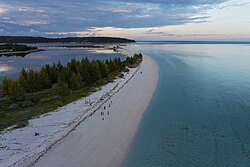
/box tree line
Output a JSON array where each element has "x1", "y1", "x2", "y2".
[
  {"x1": 1, "y1": 53, "x2": 143, "y2": 99},
  {"x1": 0, "y1": 36, "x2": 136, "y2": 44},
  {"x1": 0, "y1": 43, "x2": 37, "y2": 52}
]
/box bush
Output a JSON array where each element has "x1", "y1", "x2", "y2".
[
  {"x1": 96, "y1": 79, "x2": 108, "y2": 85},
  {"x1": 21, "y1": 100, "x2": 34, "y2": 108},
  {"x1": 30, "y1": 96, "x2": 40, "y2": 103},
  {"x1": 54, "y1": 100, "x2": 63, "y2": 107},
  {"x1": 0, "y1": 112, "x2": 7, "y2": 119},
  {"x1": 15, "y1": 120, "x2": 29, "y2": 128},
  {"x1": 0, "y1": 102, "x2": 10, "y2": 110},
  {"x1": 119, "y1": 73, "x2": 124, "y2": 78},
  {"x1": 124, "y1": 68, "x2": 129, "y2": 72}
]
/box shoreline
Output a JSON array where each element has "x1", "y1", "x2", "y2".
[
  {"x1": 0, "y1": 49, "x2": 158, "y2": 167},
  {"x1": 0, "y1": 49, "x2": 44, "y2": 55}
]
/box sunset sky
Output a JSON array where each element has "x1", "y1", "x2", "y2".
[{"x1": 0, "y1": 0, "x2": 250, "y2": 41}]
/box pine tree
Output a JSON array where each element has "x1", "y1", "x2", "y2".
[
  {"x1": 70, "y1": 72, "x2": 83, "y2": 90},
  {"x1": 26, "y1": 69, "x2": 37, "y2": 92},
  {"x1": 39, "y1": 68, "x2": 51, "y2": 89},
  {"x1": 9, "y1": 81, "x2": 25, "y2": 99},
  {"x1": 80, "y1": 58, "x2": 90, "y2": 85},
  {"x1": 89, "y1": 61, "x2": 101, "y2": 83},
  {"x1": 18, "y1": 74, "x2": 28, "y2": 92},
  {"x1": 2, "y1": 78, "x2": 13, "y2": 97},
  {"x1": 98, "y1": 61, "x2": 109, "y2": 78},
  {"x1": 57, "y1": 76, "x2": 70, "y2": 95}
]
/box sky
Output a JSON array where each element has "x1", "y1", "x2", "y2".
[{"x1": 0, "y1": 0, "x2": 250, "y2": 41}]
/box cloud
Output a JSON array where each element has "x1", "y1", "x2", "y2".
[
  {"x1": 3, "y1": 20, "x2": 49, "y2": 26},
  {"x1": 144, "y1": 29, "x2": 176, "y2": 36},
  {"x1": 18, "y1": 7, "x2": 47, "y2": 13},
  {"x1": 0, "y1": 0, "x2": 231, "y2": 38},
  {"x1": 98, "y1": 7, "x2": 133, "y2": 13},
  {"x1": 0, "y1": 7, "x2": 8, "y2": 14}
]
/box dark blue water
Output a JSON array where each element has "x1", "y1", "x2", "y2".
[
  {"x1": 0, "y1": 45, "x2": 124, "y2": 82},
  {"x1": 124, "y1": 44, "x2": 250, "y2": 167}
]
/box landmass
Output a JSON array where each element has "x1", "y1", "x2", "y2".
[
  {"x1": 0, "y1": 48, "x2": 158, "y2": 167},
  {"x1": 0, "y1": 53, "x2": 142, "y2": 131},
  {"x1": 0, "y1": 43, "x2": 43, "y2": 57},
  {"x1": 0, "y1": 36, "x2": 136, "y2": 44}
]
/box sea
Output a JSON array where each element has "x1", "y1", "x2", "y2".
[{"x1": 123, "y1": 42, "x2": 250, "y2": 167}]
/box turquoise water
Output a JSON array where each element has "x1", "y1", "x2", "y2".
[{"x1": 124, "y1": 43, "x2": 250, "y2": 167}]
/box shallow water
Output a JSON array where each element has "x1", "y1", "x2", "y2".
[
  {"x1": 0, "y1": 44, "x2": 124, "y2": 82},
  {"x1": 124, "y1": 43, "x2": 250, "y2": 167}
]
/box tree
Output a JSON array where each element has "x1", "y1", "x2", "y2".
[
  {"x1": 26, "y1": 69, "x2": 39, "y2": 92},
  {"x1": 39, "y1": 68, "x2": 51, "y2": 89},
  {"x1": 89, "y1": 61, "x2": 101, "y2": 83},
  {"x1": 1, "y1": 78, "x2": 24, "y2": 98},
  {"x1": 80, "y1": 58, "x2": 90, "y2": 85},
  {"x1": 70, "y1": 72, "x2": 83, "y2": 90},
  {"x1": 68, "y1": 59, "x2": 79, "y2": 74},
  {"x1": 20, "y1": 68, "x2": 27, "y2": 79},
  {"x1": 98, "y1": 61, "x2": 109, "y2": 78},
  {"x1": 2, "y1": 78, "x2": 13, "y2": 97},
  {"x1": 107, "y1": 59, "x2": 115, "y2": 72},
  {"x1": 57, "y1": 76, "x2": 70, "y2": 95},
  {"x1": 49, "y1": 63, "x2": 60, "y2": 84},
  {"x1": 9, "y1": 81, "x2": 25, "y2": 99},
  {"x1": 60, "y1": 67, "x2": 72, "y2": 86},
  {"x1": 18, "y1": 74, "x2": 28, "y2": 92}
]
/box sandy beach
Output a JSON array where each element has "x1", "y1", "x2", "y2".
[
  {"x1": 0, "y1": 49, "x2": 158, "y2": 167},
  {"x1": 33, "y1": 55, "x2": 158, "y2": 167}
]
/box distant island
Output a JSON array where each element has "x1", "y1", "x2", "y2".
[
  {"x1": 0, "y1": 43, "x2": 43, "y2": 57},
  {"x1": 0, "y1": 36, "x2": 136, "y2": 44}
]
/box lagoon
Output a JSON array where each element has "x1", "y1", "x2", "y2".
[{"x1": 0, "y1": 44, "x2": 124, "y2": 83}]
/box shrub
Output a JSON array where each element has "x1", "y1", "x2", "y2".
[
  {"x1": 21, "y1": 100, "x2": 34, "y2": 108},
  {"x1": 0, "y1": 112, "x2": 7, "y2": 119},
  {"x1": 54, "y1": 100, "x2": 63, "y2": 107},
  {"x1": 30, "y1": 96, "x2": 40, "y2": 103},
  {"x1": 97, "y1": 79, "x2": 108, "y2": 85},
  {"x1": 124, "y1": 68, "x2": 129, "y2": 72},
  {"x1": 0, "y1": 102, "x2": 10, "y2": 110},
  {"x1": 15, "y1": 120, "x2": 29, "y2": 128},
  {"x1": 119, "y1": 73, "x2": 124, "y2": 78}
]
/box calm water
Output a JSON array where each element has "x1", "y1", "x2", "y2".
[
  {"x1": 0, "y1": 44, "x2": 124, "y2": 82},
  {"x1": 124, "y1": 43, "x2": 250, "y2": 167}
]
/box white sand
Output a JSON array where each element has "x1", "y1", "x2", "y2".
[
  {"x1": 0, "y1": 49, "x2": 158, "y2": 167},
  {"x1": 33, "y1": 55, "x2": 158, "y2": 167}
]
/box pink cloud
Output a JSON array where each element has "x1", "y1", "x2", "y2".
[
  {"x1": 18, "y1": 7, "x2": 47, "y2": 13},
  {"x1": 0, "y1": 7, "x2": 8, "y2": 14},
  {"x1": 98, "y1": 8, "x2": 132, "y2": 13},
  {"x1": 4, "y1": 20, "x2": 49, "y2": 26}
]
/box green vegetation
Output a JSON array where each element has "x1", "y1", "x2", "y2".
[
  {"x1": 0, "y1": 43, "x2": 37, "y2": 52},
  {"x1": 0, "y1": 53, "x2": 142, "y2": 131},
  {"x1": 0, "y1": 36, "x2": 136, "y2": 44},
  {"x1": 0, "y1": 43, "x2": 41, "y2": 57}
]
